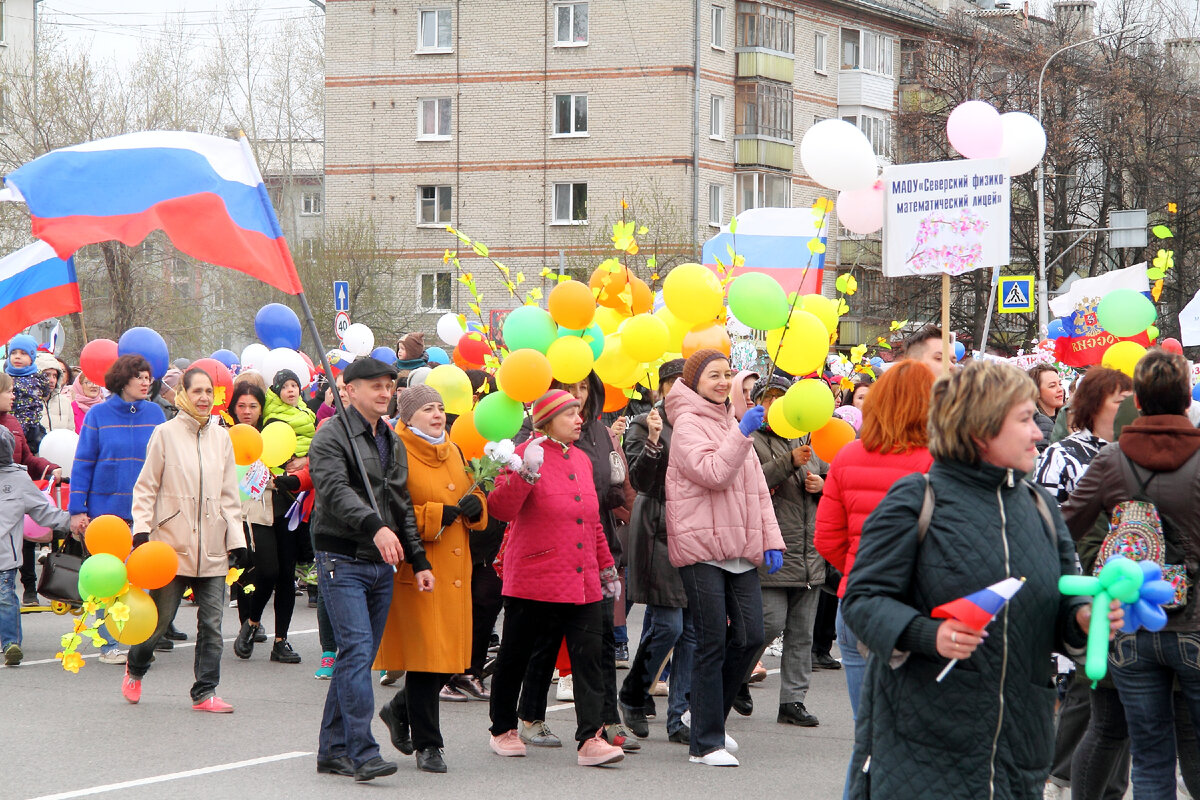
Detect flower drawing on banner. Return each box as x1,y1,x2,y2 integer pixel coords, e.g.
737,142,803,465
904,210,990,275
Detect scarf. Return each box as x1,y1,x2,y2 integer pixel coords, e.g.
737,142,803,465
71,375,105,412
5,360,36,377
408,425,446,445
174,390,211,426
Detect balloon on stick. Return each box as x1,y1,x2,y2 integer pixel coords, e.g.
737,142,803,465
79,339,119,384
799,119,878,192
125,541,179,590
39,430,78,479
84,515,133,561
836,182,885,235
254,303,302,350
997,112,1047,176
118,327,169,379
946,100,1003,160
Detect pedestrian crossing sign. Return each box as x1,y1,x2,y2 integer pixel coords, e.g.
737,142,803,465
998,275,1035,314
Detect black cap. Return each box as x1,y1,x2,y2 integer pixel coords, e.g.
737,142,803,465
342,357,398,384
752,374,793,401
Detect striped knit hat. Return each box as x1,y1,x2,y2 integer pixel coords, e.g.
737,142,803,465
531,389,580,430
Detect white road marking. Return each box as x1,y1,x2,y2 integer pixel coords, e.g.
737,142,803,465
24,751,313,800
19,628,319,667
545,667,784,713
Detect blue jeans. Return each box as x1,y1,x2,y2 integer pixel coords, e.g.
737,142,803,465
836,600,868,800
128,575,227,703
620,603,693,733
315,551,394,767
679,563,764,757
0,568,20,648
1109,630,1200,799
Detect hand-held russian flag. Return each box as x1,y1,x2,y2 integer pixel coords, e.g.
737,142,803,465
0,241,81,346
931,577,1024,683
1,131,303,295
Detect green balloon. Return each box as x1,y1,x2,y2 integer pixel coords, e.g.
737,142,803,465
78,553,129,600
474,391,526,442
1085,592,1112,682
728,273,789,331
502,306,558,354
1096,289,1156,338
557,323,605,360
236,464,251,502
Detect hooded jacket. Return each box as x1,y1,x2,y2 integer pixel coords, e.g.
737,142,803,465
68,394,166,520
663,380,784,568
0,428,70,571
751,425,827,587
1062,414,1200,631
624,402,686,608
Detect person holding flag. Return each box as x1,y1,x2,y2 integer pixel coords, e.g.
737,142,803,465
841,360,1121,800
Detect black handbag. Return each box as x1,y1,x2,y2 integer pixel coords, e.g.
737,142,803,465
37,536,84,605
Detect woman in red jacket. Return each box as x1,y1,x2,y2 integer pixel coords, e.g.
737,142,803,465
815,359,934,731
485,390,624,768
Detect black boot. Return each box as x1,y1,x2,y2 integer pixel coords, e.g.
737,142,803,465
732,683,753,716
379,698,414,755
164,623,187,641
778,701,819,727
270,639,302,663
233,620,256,659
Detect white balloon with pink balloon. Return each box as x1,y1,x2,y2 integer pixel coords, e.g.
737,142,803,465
799,119,879,192
997,112,1047,176
947,101,1004,160
837,181,885,235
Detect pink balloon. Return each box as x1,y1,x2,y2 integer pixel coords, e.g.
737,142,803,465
23,515,51,544
837,182,884,235
947,101,1003,160
1162,337,1184,355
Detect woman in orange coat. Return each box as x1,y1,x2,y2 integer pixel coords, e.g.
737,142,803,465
375,384,487,774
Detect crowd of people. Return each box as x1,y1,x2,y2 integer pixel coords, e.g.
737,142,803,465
7,322,1200,798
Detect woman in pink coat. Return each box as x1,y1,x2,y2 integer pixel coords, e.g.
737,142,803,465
664,349,785,767
485,390,625,768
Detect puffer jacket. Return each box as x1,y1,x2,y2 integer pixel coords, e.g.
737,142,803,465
663,380,783,568
752,426,826,587
624,403,686,608
0,429,69,571
842,460,1087,800
488,436,613,604
131,413,246,579
263,389,317,461
41,388,75,433
815,440,933,597
9,371,49,431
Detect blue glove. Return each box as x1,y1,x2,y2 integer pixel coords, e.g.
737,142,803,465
739,405,766,437
764,549,783,574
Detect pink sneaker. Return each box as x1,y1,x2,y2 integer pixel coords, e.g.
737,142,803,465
578,732,624,767
121,668,141,704
489,729,527,757
192,696,234,713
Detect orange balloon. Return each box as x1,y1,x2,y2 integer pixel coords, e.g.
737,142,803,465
84,515,133,561
682,322,732,358
452,345,483,370
450,409,488,460
590,265,630,309
630,276,653,315
228,424,264,466
125,540,179,590
548,280,597,330
602,383,629,413
497,349,553,403
811,417,856,463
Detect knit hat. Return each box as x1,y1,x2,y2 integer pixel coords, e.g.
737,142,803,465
751,374,792,401
399,332,427,361
659,358,685,384
161,367,184,390
398,384,442,424
271,369,302,396
7,334,36,357
532,389,580,430
35,352,61,374
681,349,729,391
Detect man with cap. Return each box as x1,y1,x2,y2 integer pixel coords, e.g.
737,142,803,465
309,357,434,782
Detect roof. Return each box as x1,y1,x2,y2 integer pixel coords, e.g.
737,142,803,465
253,138,324,178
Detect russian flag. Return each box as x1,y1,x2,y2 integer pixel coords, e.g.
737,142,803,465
701,207,827,295
0,241,81,346
931,577,1024,631
1,131,303,295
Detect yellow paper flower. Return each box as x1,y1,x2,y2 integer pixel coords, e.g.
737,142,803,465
58,651,85,673
108,600,130,623
225,567,244,587
1168,202,1178,214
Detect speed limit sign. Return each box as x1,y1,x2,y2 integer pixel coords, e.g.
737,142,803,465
334,311,351,344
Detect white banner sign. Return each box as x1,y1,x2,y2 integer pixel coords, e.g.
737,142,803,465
882,158,1011,277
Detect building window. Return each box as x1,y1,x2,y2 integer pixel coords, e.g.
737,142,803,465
843,112,891,158
418,97,452,139
840,28,894,76
553,182,588,223
0,1,6,43
710,95,724,139
420,272,452,311
301,191,323,215
735,80,792,141
736,2,794,55
555,3,588,46
709,184,724,226
298,238,321,261
814,32,827,73
553,93,588,135
735,172,789,213
711,5,725,49
418,8,452,52
418,185,452,225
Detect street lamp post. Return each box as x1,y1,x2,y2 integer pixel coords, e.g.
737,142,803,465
1036,23,1140,331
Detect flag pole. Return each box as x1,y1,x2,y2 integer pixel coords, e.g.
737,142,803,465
935,658,958,683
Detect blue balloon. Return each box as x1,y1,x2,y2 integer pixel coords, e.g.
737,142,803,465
1193,383,1200,403
255,303,302,350
953,341,966,362
371,346,398,364
210,349,238,369
426,346,450,365
556,323,605,361
870,357,885,371
118,327,169,379
1047,319,1067,340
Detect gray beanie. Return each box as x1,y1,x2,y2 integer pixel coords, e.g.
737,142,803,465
398,384,443,425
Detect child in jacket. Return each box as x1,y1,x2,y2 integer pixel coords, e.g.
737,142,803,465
5,335,50,451
263,369,317,474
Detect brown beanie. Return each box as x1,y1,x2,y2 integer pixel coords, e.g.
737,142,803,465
682,349,729,391
398,384,442,424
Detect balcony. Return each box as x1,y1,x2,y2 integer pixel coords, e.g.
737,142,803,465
837,70,896,112
735,137,793,171
736,49,795,83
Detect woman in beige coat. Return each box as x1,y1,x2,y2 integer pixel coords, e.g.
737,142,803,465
122,367,247,712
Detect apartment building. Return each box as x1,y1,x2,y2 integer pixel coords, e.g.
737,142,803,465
324,0,940,331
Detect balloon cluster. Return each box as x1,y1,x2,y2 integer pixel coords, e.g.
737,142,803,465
945,101,1048,176
239,303,322,390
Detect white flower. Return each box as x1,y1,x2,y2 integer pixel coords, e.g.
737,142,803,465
506,455,522,470
490,439,516,460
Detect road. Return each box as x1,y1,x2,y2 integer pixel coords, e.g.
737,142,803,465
4,598,857,800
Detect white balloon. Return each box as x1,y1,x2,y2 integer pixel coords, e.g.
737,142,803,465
799,120,878,192
407,366,432,387
39,430,79,479
998,112,1047,176
837,184,885,235
342,323,374,357
240,343,269,373
436,312,464,347
263,347,310,389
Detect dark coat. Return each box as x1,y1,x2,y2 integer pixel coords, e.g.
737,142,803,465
751,427,826,587
624,403,686,608
841,460,1087,800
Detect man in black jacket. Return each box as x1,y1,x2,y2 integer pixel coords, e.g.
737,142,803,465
309,357,433,783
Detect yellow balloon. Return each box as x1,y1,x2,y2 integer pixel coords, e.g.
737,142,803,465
426,364,474,415
767,399,805,438
261,421,298,468
800,294,839,336
594,306,627,336
782,379,836,433
765,311,831,376
663,263,723,324
620,314,669,364
104,587,159,645
546,336,595,384
595,334,639,386
655,307,692,352
1101,340,1147,377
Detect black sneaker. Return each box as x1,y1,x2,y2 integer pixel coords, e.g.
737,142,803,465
21,590,37,607
416,747,447,773
164,625,187,641
614,642,630,668
667,725,690,745
643,697,657,719
233,620,256,659
270,639,302,664
733,683,753,716
619,701,650,739
154,637,174,651
778,701,820,727
812,653,842,670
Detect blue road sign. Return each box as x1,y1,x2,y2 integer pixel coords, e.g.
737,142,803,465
998,275,1035,314
333,281,349,312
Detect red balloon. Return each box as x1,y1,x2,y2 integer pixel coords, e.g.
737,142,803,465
79,339,119,384
457,332,493,366
299,351,317,381
188,358,235,413
1162,337,1184,355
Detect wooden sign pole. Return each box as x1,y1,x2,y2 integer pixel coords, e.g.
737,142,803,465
941,273,951,377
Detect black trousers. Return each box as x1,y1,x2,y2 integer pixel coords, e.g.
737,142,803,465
811,589,838,656
468,564,502,677
518,595,619,725
490,598,606,745
236,520,297,639
387,671,452,751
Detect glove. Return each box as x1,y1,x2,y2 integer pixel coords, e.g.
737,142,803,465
457,493,483,522
274,473,301,492
228,547,251,571
132,532,150,549
519,437,546,481
441,505,462,526
739,405,766,437
764,549,783,575
600,565,622,600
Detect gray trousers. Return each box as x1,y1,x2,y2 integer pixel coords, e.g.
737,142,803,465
753,585,820,705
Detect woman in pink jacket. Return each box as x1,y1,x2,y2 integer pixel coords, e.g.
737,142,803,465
485,389,625,768
664,349,785,767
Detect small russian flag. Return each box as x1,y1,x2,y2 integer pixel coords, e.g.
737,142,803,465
931,577,1025,631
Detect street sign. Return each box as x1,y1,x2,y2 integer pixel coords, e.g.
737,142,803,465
333,281,349,312
998,275,1035,314
334,310,351,343
1109,209,1148,249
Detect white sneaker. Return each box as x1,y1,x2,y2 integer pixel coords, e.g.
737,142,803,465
99,650,127,665
725,733,738,753
766,636,784,658
689,748,739,767
682,709,691,727
556,674,574,701
1042,783,1065,800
